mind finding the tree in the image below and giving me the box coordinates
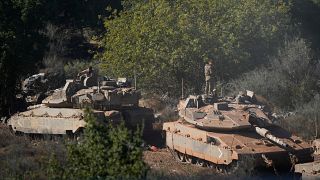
[291,0,320,55]
[0,0,46,116]
[43,0,121,29]
[101,0,290,96]
[232,38,319,109]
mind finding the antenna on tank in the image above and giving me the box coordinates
[134,69,137,90]
[181,78,184,99]
[97,76,102,93]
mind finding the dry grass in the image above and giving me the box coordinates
[279,95,320,140]
[0,124,66,179]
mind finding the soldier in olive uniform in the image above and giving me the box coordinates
[78,66,94,78]
[77,66,94,81]
[205,60,214,95]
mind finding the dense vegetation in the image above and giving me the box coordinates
[102,0,290,95]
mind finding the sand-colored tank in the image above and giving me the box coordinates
[295,139,320,178]
[8,76,153,135]
[163,91,314,172]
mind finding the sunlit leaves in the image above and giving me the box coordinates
[102,0,289,96]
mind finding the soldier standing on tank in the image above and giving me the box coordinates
[78,66,94,78]
[205,60,214,95]
[77,66,94,82]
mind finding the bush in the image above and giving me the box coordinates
[231,38,319,109]
[279,94,320,139]
[48,108,147,179]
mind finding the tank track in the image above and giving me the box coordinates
[168,147,239,174]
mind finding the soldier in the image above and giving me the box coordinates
[77,66,94,81]
[205,60,214,95]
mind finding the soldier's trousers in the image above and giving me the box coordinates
[205,79,213,95]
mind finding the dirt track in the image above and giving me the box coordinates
[143,148,230,179]
[144,148,216,175]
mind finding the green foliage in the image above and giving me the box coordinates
[49,108,146,179]
[101,0,290,96]
[0,0,46,116]
[42,0,121,29]
[47,154,64,180]
[291,0,320,54]
[232,38,319,109]
[65,108,110,179]
[107,122,146,179]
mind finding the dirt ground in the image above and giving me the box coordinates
[143,148,231,179]
[144,148,214,176]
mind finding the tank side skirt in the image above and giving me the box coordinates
[9,116,86,134]
[166,131,235,165]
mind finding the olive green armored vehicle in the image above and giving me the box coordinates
[8,75,153,135]
[163,91,314,172]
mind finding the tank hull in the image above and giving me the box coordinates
[295,160,320,178]
[8,106,154,135]
[163,121,314,169]
[8,107,94,134]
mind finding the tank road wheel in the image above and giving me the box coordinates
[176,151,186,162]
[185,155,195,164]
[216,165,227,173]
[207,162,216,169]
[195,158,205,167]
[225,161,239,174]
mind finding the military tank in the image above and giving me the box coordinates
[163,91,314,172]
[295,139,320,178]
[8,75,153,135]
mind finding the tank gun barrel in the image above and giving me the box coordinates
[248,112,289,148]
[254,126,289,148]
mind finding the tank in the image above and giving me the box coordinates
[163,91,314,172]
[8,75,154,135]
[295,139,320,178]
[295,161,320,178]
